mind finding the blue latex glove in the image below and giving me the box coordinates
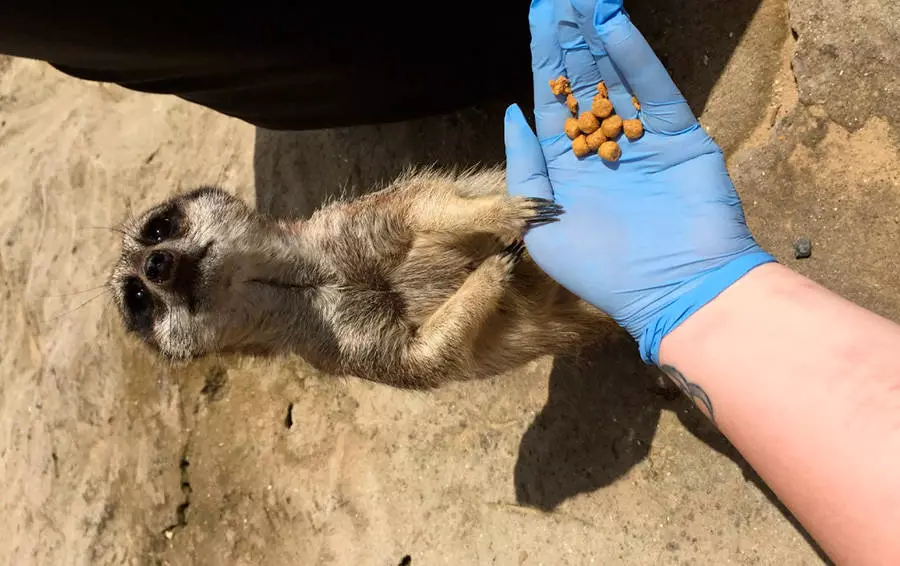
[505,0,776,364]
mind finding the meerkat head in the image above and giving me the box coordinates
[109,187,292,361]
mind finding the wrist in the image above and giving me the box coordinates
[637,251,777,365]
[657,262,794,366]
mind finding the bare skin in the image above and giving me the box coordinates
[660,262,900,566]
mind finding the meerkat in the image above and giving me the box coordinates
[109,168,618,389]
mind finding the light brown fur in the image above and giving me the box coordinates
[109,168,617,389]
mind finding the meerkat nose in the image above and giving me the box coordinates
[144,250,176,284]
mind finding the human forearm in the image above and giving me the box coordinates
[660,262,900,565]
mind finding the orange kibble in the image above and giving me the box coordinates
[566,94,578,114]
[572,135,591,158]
[601,115,624,138]
[599,140,622,162]
[564,117,581,139]
[632,96,641,111]
[596,82,608,98]
[577,111,600,134]
[549,75,572,96]
[623,119,644,140]
[591,96,614,119]
[586,130,607,151]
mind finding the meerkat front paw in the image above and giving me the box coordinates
[479,240,525,282]
[500,240,526,265]
[521,197,566,229]
[503,196,565,238]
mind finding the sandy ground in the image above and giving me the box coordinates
[2,0,899,564]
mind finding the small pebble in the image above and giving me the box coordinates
[793,237,812,259]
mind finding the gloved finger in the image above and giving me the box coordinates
[569,0,637,120]
[554,0,603,115]
[591,0,625,25]
[595,9,697,134]
[529,0,571,140]
[504,104,554,202]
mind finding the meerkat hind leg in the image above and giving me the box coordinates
[403,243,524,382]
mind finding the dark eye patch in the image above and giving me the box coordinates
[140,206,182,244]
[122,277,154,332]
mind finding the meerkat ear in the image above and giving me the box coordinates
[179,186,229,201]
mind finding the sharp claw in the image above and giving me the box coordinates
[535,202,565,211]
[524,197,554,205]
[525,217,561,230]
[534,204,565,216]
[502,240,526,261]
[526,203,565,226]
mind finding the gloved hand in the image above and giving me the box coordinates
[505,0,775,364]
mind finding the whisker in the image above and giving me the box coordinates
[44,290,109,324]
[41,283,110,298]
[165,297,174,361]
[83,225,131,238]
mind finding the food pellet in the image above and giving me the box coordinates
[577,111,600,134]
[601,115,623,138]
[586,130,607,151]
[564,117,581,139]
[591,96,613,119]
[599,140,621,162]
[549,76,572,96]
[572,135,591,158]
[553,78,647,159]
[623,119,644,140]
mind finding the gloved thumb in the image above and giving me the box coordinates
[504,104,554,201]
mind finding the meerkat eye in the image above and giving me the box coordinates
[123,277,153,317]
[141,207,180,243]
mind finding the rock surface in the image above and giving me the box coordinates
[2,0,898,564]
